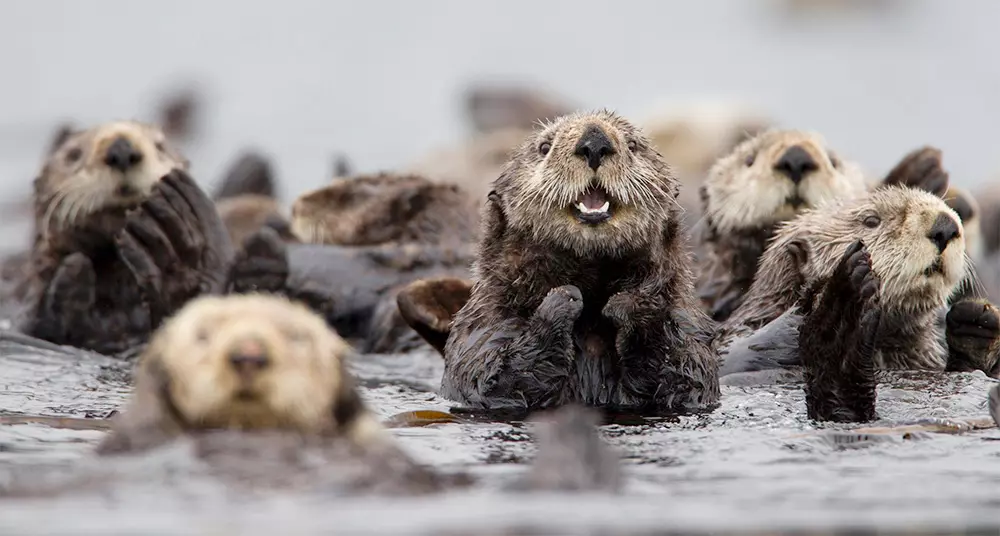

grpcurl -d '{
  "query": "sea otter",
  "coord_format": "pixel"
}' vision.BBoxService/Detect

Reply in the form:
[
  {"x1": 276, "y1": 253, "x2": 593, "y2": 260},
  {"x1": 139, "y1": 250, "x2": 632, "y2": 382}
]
[
  {"x1": 224, "y1": 227, "x2": 472, "y2": 352},
  {"x1": 712, "y1": 186, "x2": 1000, "y2": 421},
  {"x1": 290, "y1": 172, "x2": 479, "y2": 247},
  {"x1": 18, "y1": 121, "x2": 232, "y2": 354},
  {"x1": 695, "y1": 129, "x2": 868, "y2": 321},
  {"x1": 439, "y1": 110, "x2": 719, "y2": 413}
]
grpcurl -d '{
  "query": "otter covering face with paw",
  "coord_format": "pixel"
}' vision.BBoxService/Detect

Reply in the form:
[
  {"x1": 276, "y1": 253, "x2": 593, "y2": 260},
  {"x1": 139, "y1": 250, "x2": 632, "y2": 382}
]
[{"x1": 441, "y1": 110, "x2": 719, "y2": 413}]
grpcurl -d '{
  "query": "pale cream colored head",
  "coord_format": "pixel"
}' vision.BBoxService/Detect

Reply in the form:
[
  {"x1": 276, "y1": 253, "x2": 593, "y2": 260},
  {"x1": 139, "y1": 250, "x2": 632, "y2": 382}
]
[
  {"x1": 494, "y1": 110, "x2": 679, "y2": 256},
  {"x1": 773, "y1": 186, "x2": 967, "y2": 311},
  {"x1": 704, "y1": 129, "x2": 867, "y2": 234},
  {"x1": 34, "y1": 120, "x2": 187, "y2": 238},
  {"x1": 144, "y1": 294, "x2": 353, "y2": 433}
]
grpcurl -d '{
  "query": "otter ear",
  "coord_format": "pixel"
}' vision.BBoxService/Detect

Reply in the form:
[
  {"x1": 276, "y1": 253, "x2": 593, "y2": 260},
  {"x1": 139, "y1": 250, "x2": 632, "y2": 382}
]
[
  {"x1": 212, "y1": 151, "x2": 276, "y2": 201},
  {"x1": 881, "y1": 146, "x2": 949, "y2": 198},
  {"x1": 46, "y1": 122, "x2": 76, "y2": 155},
  {"x1": 331, "y1": 154, "x2": 352, "y2": 180},
  {"x1": 96, "y1": 355, "x2": 184, "y2": 456},
  {"x1": 396, "y1": 277, "x2": 473, "y2": 356}
]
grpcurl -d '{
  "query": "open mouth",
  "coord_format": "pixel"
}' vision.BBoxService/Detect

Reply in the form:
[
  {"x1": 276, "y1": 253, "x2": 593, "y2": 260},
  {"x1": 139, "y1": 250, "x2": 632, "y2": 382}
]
[
  {"x1": 923, "y1": 258, "x2": 945, "y2": 277},
  {"x1": 570, "y1": 185, "x2": 614, "y2": 225}
]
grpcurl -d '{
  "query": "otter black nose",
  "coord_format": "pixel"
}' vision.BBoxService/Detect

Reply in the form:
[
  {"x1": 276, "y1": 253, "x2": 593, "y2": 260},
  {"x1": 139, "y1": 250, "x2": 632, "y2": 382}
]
[
  {"x1": 104, "y1": 136, "x2": 143, "y2": 172},
  {"x1": 228, "y1": 339, "x2": 269, "y2": 373},
  {"x1": 927, "y1": 212, "x2": 961, "y2": 253},
  {"x1": 574, "y1": 126, "x2": 615, "y2": 171},
  {"x1": 774, "y1": 145, "x2": 818, "y2": 184}
]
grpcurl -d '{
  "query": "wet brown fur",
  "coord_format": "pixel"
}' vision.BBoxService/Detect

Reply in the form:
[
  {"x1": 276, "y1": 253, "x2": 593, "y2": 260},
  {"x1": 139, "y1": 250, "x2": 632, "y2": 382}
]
[
  {"x1": 442, "y1": 110, "x2": 719, "y2": 412},
  {"x1": 290, "y1": 173, "x2": 478, "y2": 247}
]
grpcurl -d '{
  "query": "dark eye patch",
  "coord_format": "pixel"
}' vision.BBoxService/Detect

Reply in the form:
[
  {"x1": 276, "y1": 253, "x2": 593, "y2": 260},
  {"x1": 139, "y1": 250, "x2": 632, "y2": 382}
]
[{"x1": 65, "y1": 147, "x2": 82, "y2": 163}]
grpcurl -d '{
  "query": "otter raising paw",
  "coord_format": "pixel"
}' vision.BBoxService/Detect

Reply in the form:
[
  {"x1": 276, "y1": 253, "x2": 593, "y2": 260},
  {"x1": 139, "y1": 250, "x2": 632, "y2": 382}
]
[
  {"x1": 226, "y1": 227, "x2": 290, "y2": 295},
  {"x1": 945, "y1": 300, "x2": 1000, "y2": 377},
  {"x1": 800, "y1": 240, "x2": 883, "y2": 423},
  {"x1": 117, "y1": 170, "x2": 233, "y2": 327}
]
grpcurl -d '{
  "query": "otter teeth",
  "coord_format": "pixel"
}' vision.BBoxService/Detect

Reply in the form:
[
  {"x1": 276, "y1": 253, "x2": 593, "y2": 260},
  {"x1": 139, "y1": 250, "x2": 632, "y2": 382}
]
[{"x1": 576, "y1": 201, "x2": 610, "y2": 214}]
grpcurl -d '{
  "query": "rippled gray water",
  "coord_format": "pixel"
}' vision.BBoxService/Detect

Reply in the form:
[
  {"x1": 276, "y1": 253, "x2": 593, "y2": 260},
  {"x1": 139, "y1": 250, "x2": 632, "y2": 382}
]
[{"x1": 1, "y1": 332, "x2": 999, "y2": 535}]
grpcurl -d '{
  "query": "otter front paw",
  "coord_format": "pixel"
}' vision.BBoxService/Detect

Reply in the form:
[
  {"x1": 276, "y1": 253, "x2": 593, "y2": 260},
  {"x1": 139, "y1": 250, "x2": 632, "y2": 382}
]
[
  {"x1": 801, "y1": 240, "x2": 882, "y2": 423},
  {"x1": 226, "y1": 227, "x2": 290, "y2": 294},
  {"x1": 118, "y1": 170, "x2": 233, "y2": 326},
  {"x1": 602, "y1": 291, "x2": 637, "y2": 329},
  {"x1": 536, "y1": 285, "x2": 583, "y2": 324},
  {"x1": 881, "y1": 146, "x2": 948, "y2": 197},
  {"x1": 946, "y1": 300, "x2": 1000, "y2": 377},
  {"x1": 29, "y1": 253, "x2": 97, "y2": 345}
]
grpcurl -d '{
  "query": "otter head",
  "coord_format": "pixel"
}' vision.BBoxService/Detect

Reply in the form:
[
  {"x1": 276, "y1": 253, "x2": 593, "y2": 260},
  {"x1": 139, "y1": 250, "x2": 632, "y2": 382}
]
[
  {"x1": 34, "y1": 120, "x2": 187, "y2": 240},
  {"x1": 787, "y1": 187, "x2": 967, "y2": 311},
  {"x1": 98, "y1": 296, "x2": 382, "y2": 455},
  {"x1": 494, "y1": 110, "x2": 678, "y2": 255},
  {"x1": 703, "y1": 129, "x2": 867, "y2": 236}
]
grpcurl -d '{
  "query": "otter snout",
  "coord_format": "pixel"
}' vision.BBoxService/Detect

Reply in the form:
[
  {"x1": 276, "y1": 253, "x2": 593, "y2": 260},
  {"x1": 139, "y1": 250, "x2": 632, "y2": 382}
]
[
  {"x1": 574, "y1": 126, "x2": 615, "y2": 171},
  {"x1": 104, "y1": 136, "x2": 144, "y2": 172},
  {"x1": 227, "y1": 337, "x2": 270, "y2": 376},
  {"x1": 928, "y1": 212, "x2": 961, "y2": 253},
  {"x1": 774, "y1": 145, "x2": 817, "y2": 184}
]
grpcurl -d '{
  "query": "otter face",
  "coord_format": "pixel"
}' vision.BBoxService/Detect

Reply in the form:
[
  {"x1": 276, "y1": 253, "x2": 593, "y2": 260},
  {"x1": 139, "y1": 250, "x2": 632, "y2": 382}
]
[
  {"x1": 499, "y1": 110, "x2": 678, "y2": 254},
  {"x1": 704, "y1": 129, "x2": 867, "y2": 234},
  {"x1": 797, "y1": 187, "x2": 966, "y2": 310},
  {"x1": 147, "y1": 294, "x2": 350, "y2": 433},
  {"x1": 35, "y1": 120, "x2": 187, "y2": 238}
]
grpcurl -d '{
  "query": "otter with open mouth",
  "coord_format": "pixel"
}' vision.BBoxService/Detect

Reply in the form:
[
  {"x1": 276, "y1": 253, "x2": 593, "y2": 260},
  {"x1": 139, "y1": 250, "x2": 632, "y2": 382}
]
[{"x1": 439, "y1": 110, "x2": 719, "y2": 413}]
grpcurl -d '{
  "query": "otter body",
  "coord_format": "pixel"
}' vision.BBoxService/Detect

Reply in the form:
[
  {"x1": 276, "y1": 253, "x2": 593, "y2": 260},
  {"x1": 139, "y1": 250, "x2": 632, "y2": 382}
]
[
  {"x1": 19, "y1": 121, "x2": 231, "y2": 354},
  {"x1": 442, "y1": 111, "x2": 719, "y2": 413},
  {"x1": 695, "y1": 129, "x2": 868, "y2": 321},
  {"x1": 290, "y1": 172, "x2": 479, "y2": 247}
]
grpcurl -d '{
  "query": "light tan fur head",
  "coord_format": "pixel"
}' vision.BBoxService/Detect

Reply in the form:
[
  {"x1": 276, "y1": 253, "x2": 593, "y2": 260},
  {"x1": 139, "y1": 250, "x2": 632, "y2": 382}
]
[
  {"x1": 290, "y1": 173, "x2": 477, "y2": 246},
  {"x1": 33, "y1": 120, "x2": 187, "y2": 240},
  {"x1": 703, "y1": 129, "x2": 867, "y2": 235},
  {"x1": 493, "y1": 110, "x2": 679, "y2": 256},
  {"x1": 770, "y1": 186, "x2": 967, "y2": 311},
  {"x1": 97, "y1": 294, "x2": 386, "y2": 457}
]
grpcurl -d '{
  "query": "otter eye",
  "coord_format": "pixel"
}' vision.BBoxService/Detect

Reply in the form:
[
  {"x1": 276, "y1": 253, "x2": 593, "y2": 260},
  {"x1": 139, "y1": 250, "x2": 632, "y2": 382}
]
[
  {"x1": 829, "y1": 152, "x2": 840, "y2": 169},
  {"x1": 863, "y1": 214, "x2": 881, "y2": 228},
  {"x1": 744, "y1": 153, "x2": 756, "y2": 167},
  {"x1": 65, "y1": 147, "x2": 82, "y2": 163},
  {"x1": 627, "y1": 140, "x2": 637, "y2": 152},
  {"x1": 538, "y1": 142, "x2": 552, "y2": 156},
  {"x1": 155, "y1": 141, "x2": 166, "y2": 152}
]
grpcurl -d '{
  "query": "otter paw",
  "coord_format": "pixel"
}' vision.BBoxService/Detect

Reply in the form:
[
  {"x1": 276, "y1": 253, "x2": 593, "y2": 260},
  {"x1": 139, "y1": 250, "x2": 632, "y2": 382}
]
[
  {"x1": 536, "y1": 285, "x2": 583, "y2": 324},
  {"x1": 882, "y1": 146, "x2": 948, "y2": 197},
  {"x1": 46, "y1": 253, "x2": 97, "y2": 313},
  {"x1": 227, "y1": 227, "x2": 290, "y2": 294},
  {"x1": 945, "y1": 300, "x2": 1000, "y2": 375},
  {"x1": 602, "y1": 291, "x2": 638, "y2": 328}
]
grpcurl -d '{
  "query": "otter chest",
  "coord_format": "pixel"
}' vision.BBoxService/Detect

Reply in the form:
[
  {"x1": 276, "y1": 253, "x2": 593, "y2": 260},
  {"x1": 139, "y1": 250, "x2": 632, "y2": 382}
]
[{"x1": 571, "y1": 313, "x2": 620, "y2": 405}]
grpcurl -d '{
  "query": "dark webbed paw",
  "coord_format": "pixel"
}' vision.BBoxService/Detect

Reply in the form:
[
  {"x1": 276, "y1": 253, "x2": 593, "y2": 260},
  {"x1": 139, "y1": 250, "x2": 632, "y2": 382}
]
[
  {"x1": 801, "y1": 240, "x2": 882, "y2": 423},
  {"x1": 946, "y1": 300, "x2": 1000, "y2": 377},
  {"x1": 226, "y1": 227, "x2": 290, "y2": 295},
  {"x1": 117, "y1": 170, "x2": 233, "y2": 326},
  {"x1": 537, "y1": 285, "x2": 583, "y2": 324},
  {"x1": 881, "y1": 146, "x2": 949, "y2": 197}
]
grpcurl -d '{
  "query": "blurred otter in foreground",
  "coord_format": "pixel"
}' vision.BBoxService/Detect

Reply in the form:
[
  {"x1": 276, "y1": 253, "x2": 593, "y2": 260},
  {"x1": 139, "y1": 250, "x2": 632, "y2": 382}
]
[{"x1": 2, "y1": 295, "x2": 623, "y2": 497}]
